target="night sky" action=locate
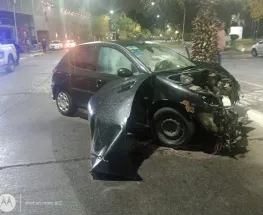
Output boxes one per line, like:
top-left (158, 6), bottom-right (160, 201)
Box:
top-left (96, 0), bottom-right (144, 13)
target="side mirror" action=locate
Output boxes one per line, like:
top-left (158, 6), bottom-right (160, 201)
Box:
top-left (117, 68), bottom-right (133, 77)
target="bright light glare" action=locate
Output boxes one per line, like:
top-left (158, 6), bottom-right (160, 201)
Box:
top-left (157, 15), bottom-right (160, 18)
top-left (160, 34), bottom-right (162, 36)
top-left (151, 2), bottom-right (155, 5)
top-left (110, 10), bottom-right (114, 14)
top-left (175, 30), bottom-right (179, 34)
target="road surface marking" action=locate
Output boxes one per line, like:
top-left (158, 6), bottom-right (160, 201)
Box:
top-left (247, 110), bottom-right (263, 127)
top-left (240, 81), bottom-right (263, 88)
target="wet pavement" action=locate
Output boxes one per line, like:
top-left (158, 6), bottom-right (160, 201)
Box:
top-left (0, 50), bottom-right (263, 215)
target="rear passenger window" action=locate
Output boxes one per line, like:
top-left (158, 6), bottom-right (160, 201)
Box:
top-left (69, 46), bottom-right (96, 71)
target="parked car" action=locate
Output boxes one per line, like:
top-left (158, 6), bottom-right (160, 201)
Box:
top-left (0, 43), bottom-right (17, 73)
top-left (51, 41), bottom-right (244, 177)
top-left (64, 40), bottom-right (76, 49)
top-left (251, 40), bottom-right (263, 57)
top-left (49, 40), bottom-right (63, 50)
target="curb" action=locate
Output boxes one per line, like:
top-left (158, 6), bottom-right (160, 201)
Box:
top-left (247, 110), bottom-right (263, 127)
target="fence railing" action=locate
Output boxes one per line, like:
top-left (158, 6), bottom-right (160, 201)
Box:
top-left (21, 44), bottom-right (43, 53)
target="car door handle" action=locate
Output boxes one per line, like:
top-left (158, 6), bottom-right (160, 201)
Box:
top-left (118, 81), bottom-right (136, 93)
top-left (96, 79), bottom-right (102, 84)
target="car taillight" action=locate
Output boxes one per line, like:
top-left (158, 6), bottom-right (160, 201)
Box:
top-left (52, 68), bottom-right (57, 74)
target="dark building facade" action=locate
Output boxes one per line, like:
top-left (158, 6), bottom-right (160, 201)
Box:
top-left (0, 0), bottom-right (89, 45)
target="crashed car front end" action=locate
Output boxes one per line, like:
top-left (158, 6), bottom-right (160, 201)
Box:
top-left (169, 66), bottom-right (245, 152)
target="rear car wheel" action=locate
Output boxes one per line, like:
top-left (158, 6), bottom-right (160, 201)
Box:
top-left (151, 107), bottom-right (195, 147)
top-left (6, 55), bottom-right (15, 73)
top-left (251, 49), bottom-right (258, 57)
top-left (56, 91), bottom-right (77, 116)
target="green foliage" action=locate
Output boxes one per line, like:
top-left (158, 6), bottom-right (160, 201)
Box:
top-left (141, 29), bottom-right (152, 39)
top-left (247, 0), bottom-right (263, 20)
top-left (111, 13), bottom-right (141, 40)
top-left (91, 16), bottom-right (110, 40)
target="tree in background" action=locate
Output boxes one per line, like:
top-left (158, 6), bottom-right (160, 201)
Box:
top-left (247, 0), bottom-right (263, 20)
top-left (191, 0), bottom-right (221, 63)
top-left (111, 13), bottom-right (141, 40)
top-left (141, 29), bottom-right (152, 39)
top-left (91, 16), bottom-right (110, 40)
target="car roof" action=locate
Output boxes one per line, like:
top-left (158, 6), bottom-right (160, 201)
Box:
top-left (78, 40), bottom-right (153, 48)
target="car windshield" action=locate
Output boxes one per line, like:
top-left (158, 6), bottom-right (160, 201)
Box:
top-left (125, 43), bottom-right (196, 72)
top-left (51, 41), bottom-right (60, 44)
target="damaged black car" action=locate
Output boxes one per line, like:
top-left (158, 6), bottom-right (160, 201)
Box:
top-left (52, 41), bottom-right (244, 178)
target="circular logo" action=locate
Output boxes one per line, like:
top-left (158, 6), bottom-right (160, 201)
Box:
top-left (0, 194), bottom-right (16, 212)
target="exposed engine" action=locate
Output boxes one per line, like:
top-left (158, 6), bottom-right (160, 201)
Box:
top-left (169, 69), bottom-right (245, 152)
top-left (169, 69), bottom-right (240, 105)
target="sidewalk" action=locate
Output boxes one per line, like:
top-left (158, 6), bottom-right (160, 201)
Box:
top-left (20, 51), bottom-right (45, 60)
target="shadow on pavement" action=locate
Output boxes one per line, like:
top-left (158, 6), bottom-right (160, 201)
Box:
top-left (89, 123), bottom-right (252, 181)
top-left (67, 109), bottom-right (252, 181)
top-left (91, 143), bottom-right (158, 181)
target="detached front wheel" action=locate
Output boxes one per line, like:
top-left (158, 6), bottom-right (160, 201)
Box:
top-left (151, 107), bottom-right (195, 147)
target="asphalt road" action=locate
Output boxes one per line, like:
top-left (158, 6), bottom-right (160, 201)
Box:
top-left (0, 51), bottom-right (263, 215)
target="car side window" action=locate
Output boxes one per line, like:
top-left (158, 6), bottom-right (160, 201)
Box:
top-left (98, 47), bottom-right (137, 75)
top-left (69, 46), bottom-right (96, 71)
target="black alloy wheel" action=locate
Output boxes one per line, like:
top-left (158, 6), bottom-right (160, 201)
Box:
top-left (151, 107), bottom-right (195, 147)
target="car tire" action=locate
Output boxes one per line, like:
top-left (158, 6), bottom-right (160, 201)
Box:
top-left (151, 107), bottom-right (195, 148)
top-left (6, 55), bottom-right (15, 73)
top-left (56, 90), bottom-right (77, 116)
top-left (251, 49), bottom-right (258, 57)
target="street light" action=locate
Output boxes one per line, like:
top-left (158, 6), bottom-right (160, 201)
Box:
top-left (182, 5), bottom-right (186, 42)
top-left (13, 0), bottom-right (18, 43)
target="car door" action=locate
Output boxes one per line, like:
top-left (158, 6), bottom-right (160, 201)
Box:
top-left (258, 40), bottom-right (263, 53)
top-left (93, 45), bottom-right (140, 92)
top-left (69, 45), bottom-right (101, 108)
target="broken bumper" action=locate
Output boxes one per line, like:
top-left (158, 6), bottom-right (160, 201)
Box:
top-left (196, 105), bottom-right (245, 149)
